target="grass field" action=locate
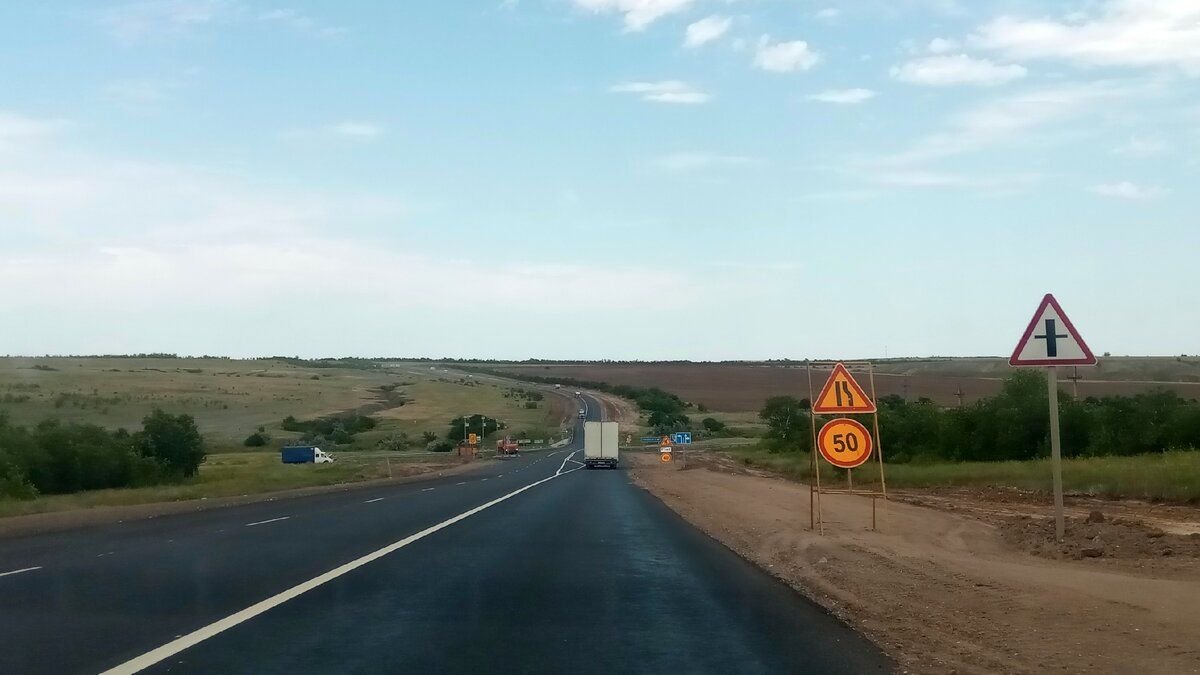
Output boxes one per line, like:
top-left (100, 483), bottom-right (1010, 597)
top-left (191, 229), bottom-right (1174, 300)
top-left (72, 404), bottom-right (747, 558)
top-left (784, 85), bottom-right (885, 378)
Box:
top-left (0, 451), bottom-right (463, 518)
top-left (723, 446), bottom-right (1200, 503)
top-left (0, 358), bottom-right (572, 451)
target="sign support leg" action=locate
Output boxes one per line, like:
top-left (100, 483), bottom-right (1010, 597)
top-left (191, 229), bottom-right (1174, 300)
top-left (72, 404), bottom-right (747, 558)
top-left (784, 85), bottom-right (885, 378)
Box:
top-left (1047, 367), bottom-right (1065, 542)
top-left (807, 361), bottom-right (822, 534)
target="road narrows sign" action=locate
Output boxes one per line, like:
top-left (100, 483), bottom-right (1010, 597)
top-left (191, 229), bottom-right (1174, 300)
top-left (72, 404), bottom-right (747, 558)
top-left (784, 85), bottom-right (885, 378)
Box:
top-left (1010, 293), bottom-right (1096, 366)
top-left (817, 418), bottom-right (873, 469)
top-left (813, 363), bottom-right (876, 414)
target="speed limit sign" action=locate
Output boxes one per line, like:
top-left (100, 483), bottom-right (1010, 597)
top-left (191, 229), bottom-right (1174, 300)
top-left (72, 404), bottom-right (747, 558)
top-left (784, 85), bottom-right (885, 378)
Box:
top-left (817, 418), bottom-right (873, 469)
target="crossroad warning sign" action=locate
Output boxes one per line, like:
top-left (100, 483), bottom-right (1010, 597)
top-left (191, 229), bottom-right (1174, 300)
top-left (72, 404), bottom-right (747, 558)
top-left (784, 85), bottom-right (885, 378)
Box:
top-left (813, 363), bottom-right (876, 414)
top-left (659, 436), bottom-right (673, 448)
top-left (817, 418), bottom-right (873, 469)
top-left (1010, 293), bottom-right (1096, 366)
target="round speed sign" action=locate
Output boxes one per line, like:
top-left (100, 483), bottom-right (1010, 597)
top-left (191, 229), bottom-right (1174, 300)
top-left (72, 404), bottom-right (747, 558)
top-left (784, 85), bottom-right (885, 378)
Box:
top-left (817, 418), bottom-right (873, 469)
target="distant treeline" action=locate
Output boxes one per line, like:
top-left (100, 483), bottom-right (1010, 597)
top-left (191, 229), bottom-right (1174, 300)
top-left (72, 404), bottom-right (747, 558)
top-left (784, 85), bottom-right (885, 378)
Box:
top-left (0, 411), bottom-right (206, 499)
top-left (757, 371), bottom-right (1200, 463)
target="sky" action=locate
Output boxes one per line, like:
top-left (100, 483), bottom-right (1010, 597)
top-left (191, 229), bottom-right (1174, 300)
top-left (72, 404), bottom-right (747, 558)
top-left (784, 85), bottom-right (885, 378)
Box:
top-left (1, 0), bottom-right (1198, 360)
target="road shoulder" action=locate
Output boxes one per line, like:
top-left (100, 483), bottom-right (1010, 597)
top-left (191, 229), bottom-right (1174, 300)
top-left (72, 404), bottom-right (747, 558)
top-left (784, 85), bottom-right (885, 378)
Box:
top-left (627, 452), bottom-right (1200, 674)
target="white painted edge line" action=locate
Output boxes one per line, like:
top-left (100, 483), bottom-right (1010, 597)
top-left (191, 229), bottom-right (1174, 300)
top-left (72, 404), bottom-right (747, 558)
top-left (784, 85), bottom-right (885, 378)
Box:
top-left (244, 516), bottom-right (290, 527)
top-left (0, 566), bottom-right (42, 578)
top-left (421, 487), bottom-right (435, 492)
top-left (102, 466), bottom-right (582, 675)
top-left (454, 481), bottom-right (467, 486)
top-left (363, 497), bottom-right (385, 504)
top-left (556, 450), bottom-right (579, 476)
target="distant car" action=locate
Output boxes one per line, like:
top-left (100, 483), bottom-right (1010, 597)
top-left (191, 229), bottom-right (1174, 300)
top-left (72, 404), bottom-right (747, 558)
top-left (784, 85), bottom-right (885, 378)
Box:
top-left (578, 409), bottom-right (586, 419)
top-left (574, 391), bottom-right (581, 396)
top-left (555, 384), bottom-right (561, 389)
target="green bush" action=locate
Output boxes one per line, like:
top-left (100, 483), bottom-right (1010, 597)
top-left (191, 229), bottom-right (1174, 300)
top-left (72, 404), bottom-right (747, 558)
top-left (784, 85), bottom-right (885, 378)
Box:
top-left (243, 432), bottom-right (269, 447)
top-left (429, 440), bottom-right (455, 453)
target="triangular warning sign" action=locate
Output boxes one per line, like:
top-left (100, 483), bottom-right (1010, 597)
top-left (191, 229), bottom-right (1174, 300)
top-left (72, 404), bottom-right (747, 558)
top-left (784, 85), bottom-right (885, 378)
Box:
top-left (813, 363), bottom-right (876, 414)
top-left (659, 436), bottom-right (673, 447)
top-left (1010, 293), bottom-right (1096, 366)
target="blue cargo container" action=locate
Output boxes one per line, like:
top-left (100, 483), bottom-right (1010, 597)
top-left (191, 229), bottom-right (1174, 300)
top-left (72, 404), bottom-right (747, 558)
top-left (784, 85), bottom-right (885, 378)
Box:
top-left (281, 446), bottom-right (334, 464)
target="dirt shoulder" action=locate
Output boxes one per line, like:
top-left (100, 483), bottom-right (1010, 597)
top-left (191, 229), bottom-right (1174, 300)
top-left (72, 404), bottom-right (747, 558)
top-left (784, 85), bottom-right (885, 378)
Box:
top-left (628, 452), bottom-right (1200, 674)
top-left (0, 459), bottom-right (485, 540)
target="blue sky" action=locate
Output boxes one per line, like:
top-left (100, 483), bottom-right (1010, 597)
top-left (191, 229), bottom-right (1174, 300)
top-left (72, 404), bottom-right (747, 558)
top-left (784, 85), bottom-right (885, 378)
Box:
top-left (2, 0), bottom-right (1198, 359)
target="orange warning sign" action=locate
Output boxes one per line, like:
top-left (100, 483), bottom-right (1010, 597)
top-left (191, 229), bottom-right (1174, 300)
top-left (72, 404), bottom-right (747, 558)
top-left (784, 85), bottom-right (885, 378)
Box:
top-left (660, 450), bottom-right (673, 463)
top-left (659, 436), bottom-right (673, 447)
top-left (813, 363), bottom-right (876, 414)
top-left (817, 418), bottom-right (873, 469)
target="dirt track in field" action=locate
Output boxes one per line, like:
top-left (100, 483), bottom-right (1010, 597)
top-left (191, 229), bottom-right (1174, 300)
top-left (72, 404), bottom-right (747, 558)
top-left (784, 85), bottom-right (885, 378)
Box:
top-left (497, 363), bottom-right (1200, 411)
top-left (629, 452), bottom-right (1200, 674)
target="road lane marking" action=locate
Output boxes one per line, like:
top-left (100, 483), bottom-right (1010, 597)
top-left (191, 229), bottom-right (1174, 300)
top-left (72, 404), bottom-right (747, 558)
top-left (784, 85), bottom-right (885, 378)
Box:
top-left (454, 481), bottom-right (467, 486)
top-left (102, 466), bottom-right (583, 675)
top-left (0, 566), bottom-right (42, 578)
top-left (556, 450), bottom-right (579, 475)
top-left (244, 516), bottom-right (290, 527)
top-left (421, 487), bottom-right (435, 492)
top-left (363, 498), bottom-right (385, 504)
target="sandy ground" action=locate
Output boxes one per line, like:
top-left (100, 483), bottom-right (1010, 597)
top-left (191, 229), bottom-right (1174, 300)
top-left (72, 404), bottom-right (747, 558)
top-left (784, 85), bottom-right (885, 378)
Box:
top-left (628, 452), bottom-right (1200, 674)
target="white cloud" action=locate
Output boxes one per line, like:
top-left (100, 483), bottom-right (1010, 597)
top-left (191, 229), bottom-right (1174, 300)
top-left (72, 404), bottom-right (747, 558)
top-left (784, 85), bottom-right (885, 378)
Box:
top-left (95, 1), bottom-right (344, 43)
top-left (870, 170), bottom-right (1036, 190)
top-left (928, 37), bottom-right (958, 54)
top-left (815, 8), bottom-right (839, 21)
top-left (258, 8), bottom-right (346, 38)
top-left (572, 0), bottom-right (694, 32)
top-left (610, 80), bottom-right (710, 104)
top-left (331, 121), bottom-right (383, 138)
top-left (972, 0), bottom-right (1200, 74)
top-left (97, 0), bottom-right (230, 43)
top-left (648, 152), bottom-right (755, 171)
top-left (754, 36), bottom-right (819, 72)
top-left (684, 15), bottom-right (731, 48)
top-left (103, 79), bottom-right (175, 106)
top-left (890, 54), bottom-right (1027, 86)
top-left (809, 88), bottom-right (876, 104)
top-left (0, 112), bottom-right (64, 147)
top-left (874, 82), bottom-right (1140, 165)
top-left (1114, 136), bottom-right (1169, 157)
top-left (1089, 181), bottom-right (1169, 199)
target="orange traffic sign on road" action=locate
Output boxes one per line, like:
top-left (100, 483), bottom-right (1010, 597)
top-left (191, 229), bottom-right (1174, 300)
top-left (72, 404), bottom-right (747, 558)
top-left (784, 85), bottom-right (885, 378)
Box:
top-left (817, 418), bottom-right (873, 469)
top-left (813, 363), bottom-right (876, 414)
top-left (659, 436), bottom-right (673, 447)
top-left (660, 450), bottom-right (672, 463)
top-left (468, 433), bottom-right (478, 445)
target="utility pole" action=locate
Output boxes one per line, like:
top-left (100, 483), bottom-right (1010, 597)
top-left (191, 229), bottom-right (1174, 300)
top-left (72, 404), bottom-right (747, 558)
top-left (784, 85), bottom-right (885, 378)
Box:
top-left (954, 383), bottom-right (965, 408)
top-left (1068, 366), bottom-right (1081, 398)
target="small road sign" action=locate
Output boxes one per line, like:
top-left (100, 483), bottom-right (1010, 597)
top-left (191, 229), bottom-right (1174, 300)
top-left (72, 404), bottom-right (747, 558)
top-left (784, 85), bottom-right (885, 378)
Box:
top-left (817, 418), bottom-right (873, 469)
top-left (660, 450), bottom-right (673, 463)
top-left (468, 433), bottom-right (478, 445)
top-left (640, 436), bottom-right (661, 444)
top-left (672, 432), bottom-right (692, 444)
top-left (813, 363), bottom-right (876, 414)
top-left (659, 436), bottom-right (673, 448)
top-left (1010, 293), bottom-right (1096, 366)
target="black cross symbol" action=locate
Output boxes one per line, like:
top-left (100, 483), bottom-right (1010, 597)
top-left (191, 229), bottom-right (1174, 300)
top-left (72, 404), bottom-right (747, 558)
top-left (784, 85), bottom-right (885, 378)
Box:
top-left (1034, 319), bottom-right (1069, 357)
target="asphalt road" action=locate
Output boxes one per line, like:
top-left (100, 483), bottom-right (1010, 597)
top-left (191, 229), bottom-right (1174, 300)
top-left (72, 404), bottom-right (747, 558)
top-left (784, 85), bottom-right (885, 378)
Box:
top-left (0, 395), bottom-right (891, 674)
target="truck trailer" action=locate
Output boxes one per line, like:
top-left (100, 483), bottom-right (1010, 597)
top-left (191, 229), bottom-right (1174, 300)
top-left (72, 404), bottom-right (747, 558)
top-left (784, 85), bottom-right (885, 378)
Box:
top-left (281, 445), bottom-right (335, 464)
top-left (583, 421), bottom-right (619, 469)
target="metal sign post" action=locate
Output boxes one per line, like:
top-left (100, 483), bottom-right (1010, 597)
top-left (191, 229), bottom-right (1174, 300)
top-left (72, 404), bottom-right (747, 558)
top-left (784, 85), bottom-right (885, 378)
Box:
top-left (1046, 368), bottom-right (1066, 541)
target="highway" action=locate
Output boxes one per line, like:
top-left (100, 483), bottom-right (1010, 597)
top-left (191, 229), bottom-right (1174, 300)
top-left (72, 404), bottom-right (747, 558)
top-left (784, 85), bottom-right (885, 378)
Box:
top-left (0, 395), bottom-right (890, 674)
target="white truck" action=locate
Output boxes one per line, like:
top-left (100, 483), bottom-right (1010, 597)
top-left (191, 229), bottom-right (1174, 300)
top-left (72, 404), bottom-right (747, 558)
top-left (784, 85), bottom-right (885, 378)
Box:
top-left (583, 421), bottom-right (619, 469)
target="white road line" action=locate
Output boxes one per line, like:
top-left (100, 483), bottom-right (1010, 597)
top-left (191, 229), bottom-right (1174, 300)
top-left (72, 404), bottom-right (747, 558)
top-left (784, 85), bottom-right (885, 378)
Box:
top-left (481, 478), bottom-right (488, 482)
top-left (556, 450), bottom-right (579, 476)
top-left (363, 498), bottom-right (385, 504)
top-left (102, 466), bottom-right (583, 675)
top-left (421, 487), bottom-right (435, 492)
top-left (0, 566), bottom-right (42, 578)
top-left (244, 516), bottom-right (289, 527)
top-left (454, 481), bottom-right (467, 486)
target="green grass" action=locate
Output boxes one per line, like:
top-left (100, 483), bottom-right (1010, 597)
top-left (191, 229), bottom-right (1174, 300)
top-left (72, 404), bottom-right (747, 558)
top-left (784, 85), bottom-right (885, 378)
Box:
top-left (723, 445), bottom-right (1200, 503)
top-left (0, 450), bottom-right (462, 518)
top-left (0, 358), bottom-right (572, 450)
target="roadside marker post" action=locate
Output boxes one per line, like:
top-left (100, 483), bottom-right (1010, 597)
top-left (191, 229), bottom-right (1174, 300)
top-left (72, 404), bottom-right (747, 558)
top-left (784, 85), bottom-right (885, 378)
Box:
top-left (807, 361), bottom-right (888, 533)
top-left (1010, 293), bottom-right (1097, 542)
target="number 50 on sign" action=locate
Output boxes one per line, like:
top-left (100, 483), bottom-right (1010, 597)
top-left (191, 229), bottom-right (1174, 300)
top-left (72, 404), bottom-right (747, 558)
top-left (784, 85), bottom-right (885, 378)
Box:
top-left (817, 418), bottom-right (873, 469)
